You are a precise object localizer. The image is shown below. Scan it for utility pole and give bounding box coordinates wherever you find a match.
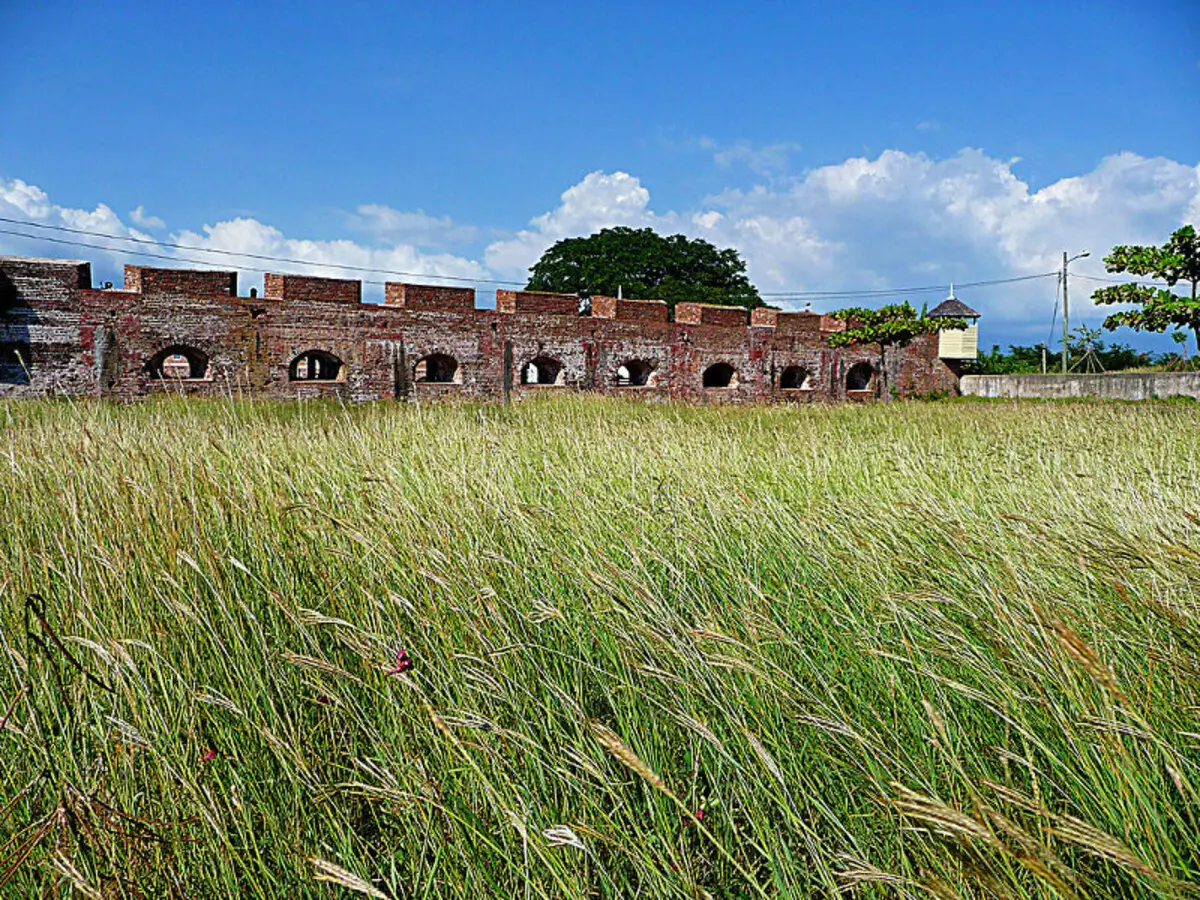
[1062,252,1069,375]
[1060,250,1090,375]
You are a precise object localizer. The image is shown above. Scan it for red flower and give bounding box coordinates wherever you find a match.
[387,649,413,675]
[199,747,218,764]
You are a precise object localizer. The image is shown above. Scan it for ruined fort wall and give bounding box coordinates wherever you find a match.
[0,258,93,396]
[1,256,962,404]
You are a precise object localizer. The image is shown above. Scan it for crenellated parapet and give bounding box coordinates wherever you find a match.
[1,255,968,403]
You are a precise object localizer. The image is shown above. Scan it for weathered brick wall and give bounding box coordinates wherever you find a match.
[1,257,94,397]
[496,290,580,316]
[264,273,362,304]
[1,255,964,404]
[591,296,669,324]
[385,283,476,312]
[125,265,237,297]
[675,302,750,328]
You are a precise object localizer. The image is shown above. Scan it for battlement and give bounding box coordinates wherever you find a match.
[125,265,237,297]
[0,254,967,404]
[496,289,579,316]
[264,272,362,304]
[750,308,832,334]
[591,295,669,323]
[1,257,91,306]
[675,302,749,327]
[385,282,476,312]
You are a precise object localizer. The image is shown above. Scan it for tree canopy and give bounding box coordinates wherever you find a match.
[827,302,965,400]
[525,227,762,311]
[1092,224,1200,355]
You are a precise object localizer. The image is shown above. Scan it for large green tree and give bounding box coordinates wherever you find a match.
[1092,224,1200,356]
[827,302,965,401]
[526,226,762,311]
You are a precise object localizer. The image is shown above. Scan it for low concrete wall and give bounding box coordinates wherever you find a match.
[961,372,1200,401]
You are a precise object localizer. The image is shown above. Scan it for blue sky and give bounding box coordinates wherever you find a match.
[1,0,1197,350]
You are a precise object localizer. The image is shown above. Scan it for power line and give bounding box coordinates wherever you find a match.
[0,215,525,286]
[759,271,1058,298]
[1073,272,1172,287]
[0,213,1064,301]
[0,228,402,286]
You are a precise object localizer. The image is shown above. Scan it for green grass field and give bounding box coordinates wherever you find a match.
[2,396,1198,898]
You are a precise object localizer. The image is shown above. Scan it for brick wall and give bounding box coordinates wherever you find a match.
[1,255,963,404]
[125,265,238,297]
[496,290,580,316]
[591,296,669,323]
[674,302,750,328]
[385,283,476,312]
[264,273,361,304]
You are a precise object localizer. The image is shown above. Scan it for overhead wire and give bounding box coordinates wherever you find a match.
[0,214,1067,301]
[759,271,1058,298]
[0,216,524,286]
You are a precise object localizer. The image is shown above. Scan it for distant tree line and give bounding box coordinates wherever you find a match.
[963,339,1192,375]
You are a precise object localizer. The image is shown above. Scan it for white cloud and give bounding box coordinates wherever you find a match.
[346,204,478,246]
[484,171,665,276]
[0,177,490,301]
[129,205,165,229]
[478,151,1197,341]
[4,148,1198,344]
[0,178,155,275]
[171,218,490,300]
[712,141,803,177]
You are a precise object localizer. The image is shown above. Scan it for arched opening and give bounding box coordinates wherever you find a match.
[702,362,736,389]
[414,353,459,384]
[615,359,653,387]
[0,342,32,385]
[146,345,209,381]
[780,365,812,390]
[289,350,344,382]
[522,356,564,386]
[846,362,875,392]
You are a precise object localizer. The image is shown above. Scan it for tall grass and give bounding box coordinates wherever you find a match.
[1,395,1197,898]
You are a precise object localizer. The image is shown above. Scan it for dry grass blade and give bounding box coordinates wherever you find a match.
[310,857,393,900]
[1049,816,1166,883]
[890,783,996,845]
[742,728,786,788]
[589,721,672,797]
[0,688,24,737]
[51,852,103,900]
[1044,615,1128,704]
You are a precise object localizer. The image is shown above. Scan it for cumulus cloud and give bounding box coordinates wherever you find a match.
[0,177,153,272]
[712,140,803,177]
[484,171,666,276]
[346,204,478,247]
[4,147,1198,344]
[129,205,165,229]
[480,151,1198,341]
[704,149,1199,332]
[172,218,488,299]
[0,177,490,300]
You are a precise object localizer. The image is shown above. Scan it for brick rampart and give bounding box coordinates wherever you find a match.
[265,273,361,304]
[385,283,476,311]
[591,296,669,323]
[496,290,580,316]
[675,302,749,327]
[1,255,963,403]
[125,265,237,297]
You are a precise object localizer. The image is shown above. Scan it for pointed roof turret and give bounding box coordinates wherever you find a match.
[927,283,979,319]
